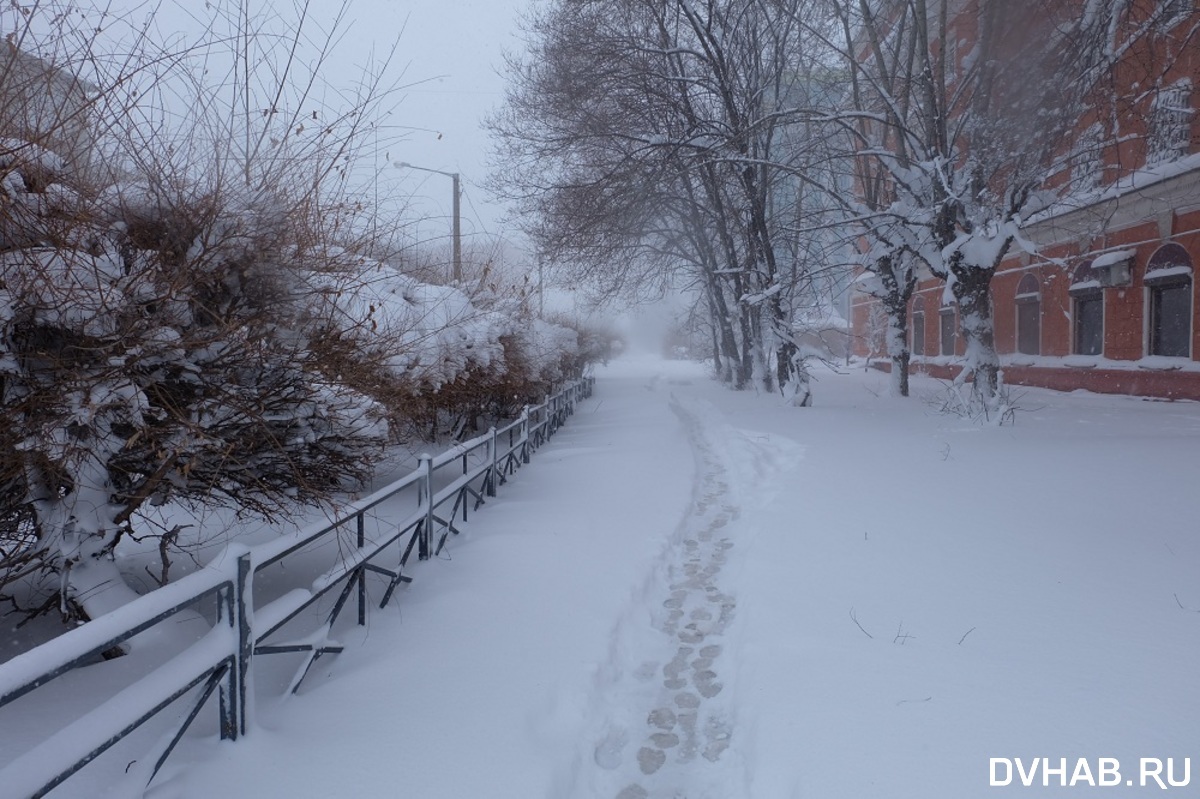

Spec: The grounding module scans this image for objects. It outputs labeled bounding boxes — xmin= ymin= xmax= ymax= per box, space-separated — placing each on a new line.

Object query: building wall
xmin=851 ymin=3 xmax=1200 ymax=400
xmin=854 ymin=194 xmax=1200 ymax=399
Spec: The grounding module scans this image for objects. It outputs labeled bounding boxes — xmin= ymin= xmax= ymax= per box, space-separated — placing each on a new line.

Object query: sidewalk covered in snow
xmin=143 ymin=356 xmax=1199 ymax=799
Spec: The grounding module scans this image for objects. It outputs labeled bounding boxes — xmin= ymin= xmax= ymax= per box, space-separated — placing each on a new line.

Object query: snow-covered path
xmin=134 ymin=354 xmax=1197 ymax=799
xmin=150 ymin=357 xmax=708 ymax=799
xmin=574 ymin=396 xmax=799 ymax=799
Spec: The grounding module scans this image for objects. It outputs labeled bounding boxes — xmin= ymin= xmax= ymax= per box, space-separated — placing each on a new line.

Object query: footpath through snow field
xmin=151 ymin=356 xmax=1198 ymax=799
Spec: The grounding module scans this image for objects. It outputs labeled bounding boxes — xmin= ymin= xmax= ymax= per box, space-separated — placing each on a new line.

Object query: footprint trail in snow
xmin=572 ymin=393 xmax=800 ymax=799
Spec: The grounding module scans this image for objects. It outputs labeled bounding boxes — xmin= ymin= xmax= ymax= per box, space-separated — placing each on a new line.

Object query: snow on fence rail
xmin=0 ymin=377 xmax=595 ymax=798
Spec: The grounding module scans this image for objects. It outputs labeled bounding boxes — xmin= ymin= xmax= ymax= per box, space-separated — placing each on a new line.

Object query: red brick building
xmin=851 ymin=2 xmax=1200 ymax=400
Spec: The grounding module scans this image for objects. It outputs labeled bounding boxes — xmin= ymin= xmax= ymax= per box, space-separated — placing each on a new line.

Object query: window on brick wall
xmin=1071 ymin=261 xmax=1104 ymax=356
xmin=1146 ymin=243 xmax=1193 ymax=358
xmin=944 ymin=32 xmax=958 ymax=76
xmin=1147 ymin=79 xmax=1194 ymax=166
xmin=1072 ymin=123 xmax=1105 ymax=190
xmin=911 ymin=297 xmax=925 ymax=356
xmin=1015 ymin=273 xmax=1041 ymax=355
xmin=940 ymin=304 xmax=957 ymax=356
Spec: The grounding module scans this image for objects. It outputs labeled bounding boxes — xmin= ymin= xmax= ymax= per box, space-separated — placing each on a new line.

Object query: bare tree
xmin=817 ymin=0 xmax=1132 ymax=409
xmin=491 ymin=0 xmax=828 ymax=402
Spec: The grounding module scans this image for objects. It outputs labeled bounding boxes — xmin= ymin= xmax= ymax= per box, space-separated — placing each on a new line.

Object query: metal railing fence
xmin=0 ymin=376 xmax=594 ymax=798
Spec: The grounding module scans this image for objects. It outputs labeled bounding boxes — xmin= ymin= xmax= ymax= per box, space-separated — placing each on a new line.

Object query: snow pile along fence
xmin=0 ymin=377 xmax=594 ymax=798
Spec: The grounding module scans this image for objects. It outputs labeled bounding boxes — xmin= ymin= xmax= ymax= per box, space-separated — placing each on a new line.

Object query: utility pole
xmin=452 ymin=172 xmax=462 ymax=283
xmin=394 ymin=161 xmax=462 ymax=282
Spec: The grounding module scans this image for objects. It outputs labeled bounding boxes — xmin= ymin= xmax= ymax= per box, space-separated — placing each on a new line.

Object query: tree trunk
xmin=733 ymin=288 xmax=755 ymax=390
xmin=705 ymin=290 xmax=734 ymax=384
xmin=871 ymin=254 xmax=916 ymax=397
xmin=751 ymin=303 xmax=772 ymax=393
xmin=951 ymin=268 xmax=1000 ymax=407
xmin=705 ymin=273 xmax=743 ymax=386
xmin=699 ymin=169 xmax=752 ymax=391
xmin=710 ymin=321 xmax=724 ymax=381
xmin=771 ymin=292 xmax=809 ymax=405
xmin=882 ymin=295 xmax=911 ymax=397
xmin=775 ymin=338 xmax=797 ymax=392
xmin=892 ymin=349 xmax=911 ymax=397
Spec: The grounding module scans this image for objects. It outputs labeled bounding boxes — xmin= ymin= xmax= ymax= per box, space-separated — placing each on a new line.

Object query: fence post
xmin=219 ymin=551 xmax=253 ymax=740
xmin=521 ymin=405 xmax=531 ymax=464
xmin=356 ymin=513 xmax=367 ymax=626
xmin=418 ymin=454 xmax=433 ymax=560
xmin=487 ymin=426 xmax=498 ymax=497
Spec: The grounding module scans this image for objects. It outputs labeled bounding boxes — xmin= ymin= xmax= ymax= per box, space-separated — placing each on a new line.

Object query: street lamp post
xmin=394 ymin=162 xmax=462 ymax=282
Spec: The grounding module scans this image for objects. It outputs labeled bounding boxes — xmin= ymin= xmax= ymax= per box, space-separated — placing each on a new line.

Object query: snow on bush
xmin=301 ymin=249 xmax=586 ymax=436
xmin=0 ymin=144 xmax=590 ymax=616
xmin=0 ymin=35 xmax=591 ymax=620
xmin=306 ymin=255 xmax=509 ymax=391
xmin=511 ymin=317 xmax=579 ymax=386
xmin=0 ymin=148 xmax=394 ymax=619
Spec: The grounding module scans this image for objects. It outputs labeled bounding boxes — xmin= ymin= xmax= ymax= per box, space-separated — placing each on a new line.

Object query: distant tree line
xmin=490 ymin=0 xmax=1197 ymax=407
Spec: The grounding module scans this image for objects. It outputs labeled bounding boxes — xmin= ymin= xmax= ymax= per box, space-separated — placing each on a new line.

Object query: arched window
xmin=939 ymin=302 xmax=957 ymax=356
xmin=1015 ymin=273 xmax=1041 ymax=355
xmin=1070 ymin=260 xmax=1103 ymax=356
xmin=1145 ymin=243 xmax=1193 ymax=358
xmin=911 ymin=296 xmax=926 ymax=356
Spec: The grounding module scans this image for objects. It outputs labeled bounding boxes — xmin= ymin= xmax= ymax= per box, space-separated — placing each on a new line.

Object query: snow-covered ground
xmin=14 ymin=354 xmax=1200 ymax=797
